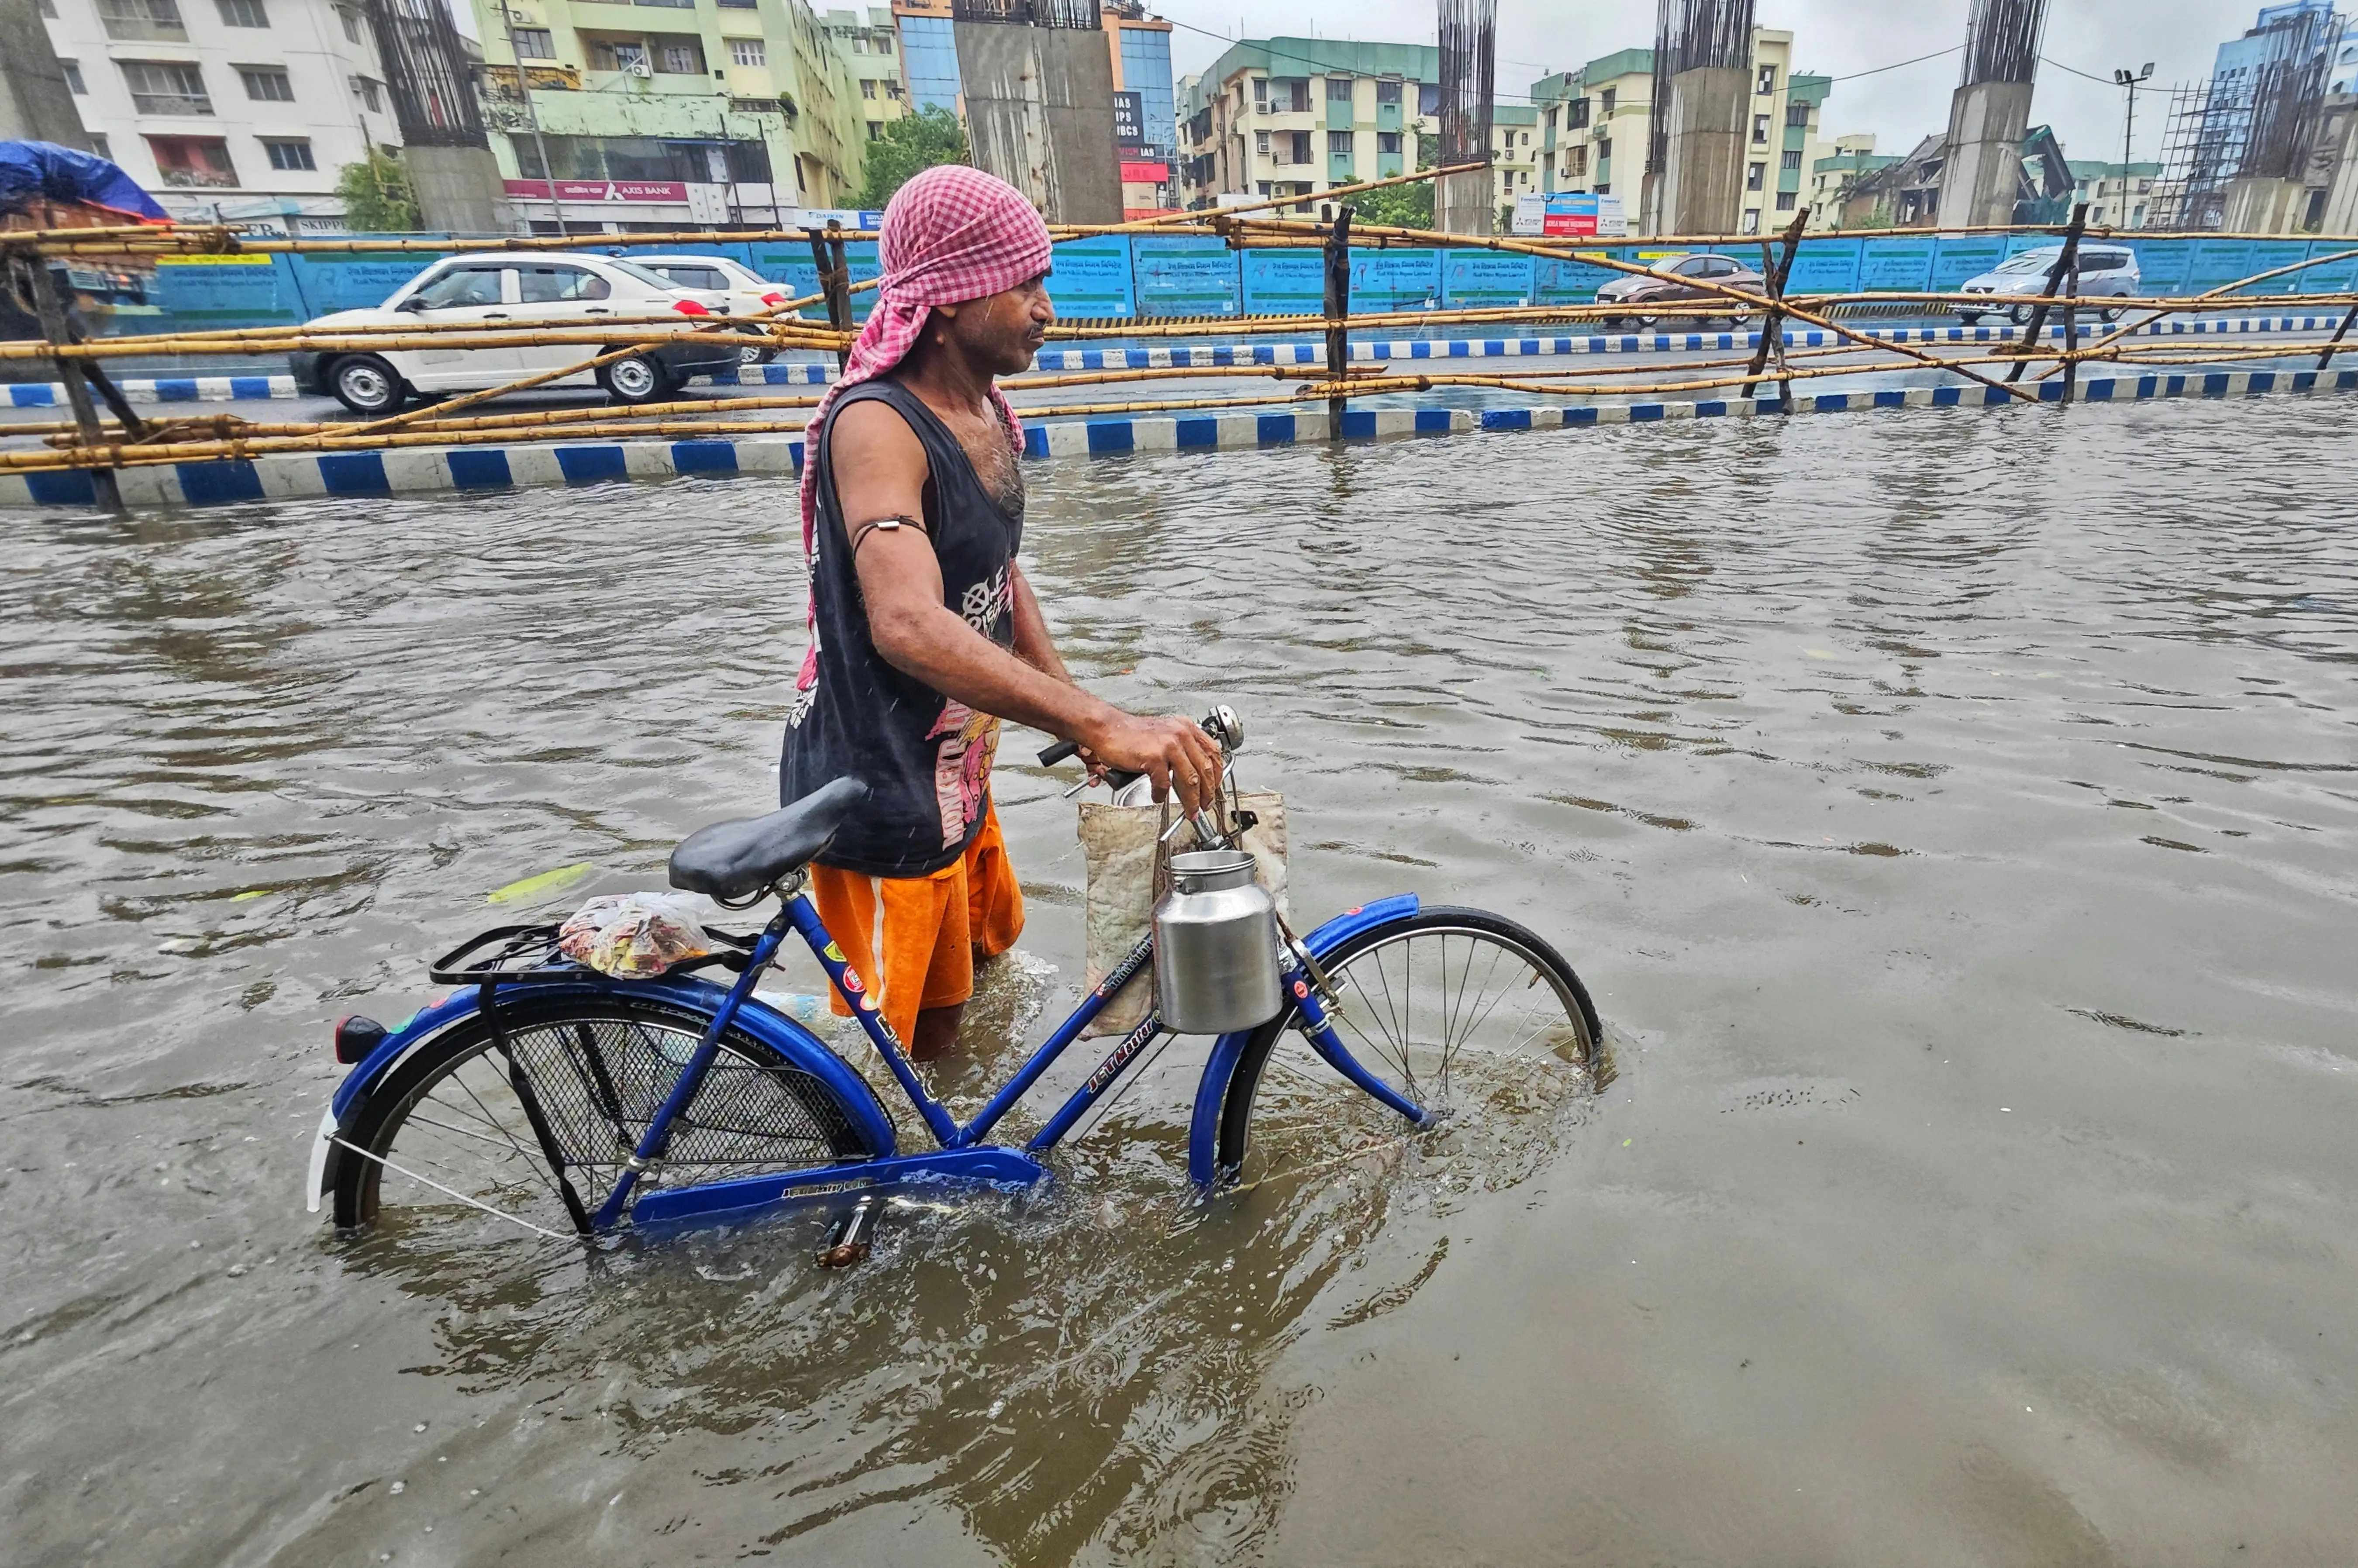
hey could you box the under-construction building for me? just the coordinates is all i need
[1434,0,1498,234]
[2155,0,2348,230]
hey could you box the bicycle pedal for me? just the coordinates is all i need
[817,1237,872,1269]
[817,1193,879,1268]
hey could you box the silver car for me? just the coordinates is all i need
[1957,244,2140,325]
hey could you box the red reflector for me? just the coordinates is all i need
[672,298,710,316]
[760,292,786,307]
[334,1015,387,1065]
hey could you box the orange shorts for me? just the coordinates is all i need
[809,802,1024,1052]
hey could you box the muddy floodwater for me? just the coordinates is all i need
[6,400,2357,1566]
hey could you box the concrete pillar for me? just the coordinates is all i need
[1436,170,1496,235]
[2220,175,2306,234]
[404,146,520,236]
[1655,66,1748,234]
[954,22,1122,224]
[1934,78,2034,229]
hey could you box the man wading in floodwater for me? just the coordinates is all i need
[780,165,1223,1061]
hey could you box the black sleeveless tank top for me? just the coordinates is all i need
[779,379,1023,878]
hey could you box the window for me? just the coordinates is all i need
[1599,88,1615,114]
[1752,114,1769,144]
[1377,131,1399,154]
[1255,128,1269,154]
[1251,76,1266,108]
[860,79,875,98]
[262,138,313,169]
[1288,79,1310,112]
[1774,190,1795,210]
[876,32,891,52]
[1746,162,1764,191]
[121,59,211,114]
[885,81,902,99]
[215,0,266,24]
[1568,145,1587,176]
[659,44,700,73]
[1786,103,1809,128]
[39,0,54,13]
[595,41,648,71]
[2089,206,2104,224]
[1376,78,1400,103]
[1326,75,1352,101]
[1594,182,1607,194]
[1755,64,1775,95]
[60,59,86,93]
[89,133,110,159]
[653,264,725,289]
[1596,136,1611,159]
[143,134,235,185]
[337,3,359,39]
[98,0,186,41]
[1328,130,1352,153]
[239,67,294,101]
[518,264,611,302]
[356,76,381,111]
[1780,150,1800,170]
[415,265,505,308]
[1740,208,1760,234]
[1287,130,1310,163]
[514,27,555,58]
[866,120,881,139]
[1568,96,1589,128]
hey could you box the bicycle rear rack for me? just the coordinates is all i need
[427,922,760,987]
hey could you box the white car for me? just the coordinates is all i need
[291,251,741,415]
[628,253,802,365]
[1956,244,2141,325]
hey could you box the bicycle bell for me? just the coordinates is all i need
[1201,705,1245,753]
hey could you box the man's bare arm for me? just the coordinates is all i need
[828,400,1222,808]
[1008,564,1072,684]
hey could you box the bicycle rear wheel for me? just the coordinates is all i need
[1215,907,1601,1193]
[331,991,879,1237]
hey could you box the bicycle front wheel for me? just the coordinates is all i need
[331,991,881,1238]
[1215,907,1601,1193]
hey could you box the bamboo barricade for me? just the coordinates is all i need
[3,162,2357,485]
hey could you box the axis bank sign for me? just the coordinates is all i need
[504,179,691,203]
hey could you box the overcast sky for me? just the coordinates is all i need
[1153,1,2266,167]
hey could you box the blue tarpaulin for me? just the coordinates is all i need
[0,140,167,222]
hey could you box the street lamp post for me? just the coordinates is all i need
[2113,62,2154,228]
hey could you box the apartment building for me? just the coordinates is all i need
[825,6,903,147]
[471,0,866,231]
[1106,0,1172,215]
[2066,159,2162,228]
[1177,37,1438,211]
[1490,101,1535,217]
[1531,30,1830,235]
[38,0,403,229]
[1804,133,1887,229]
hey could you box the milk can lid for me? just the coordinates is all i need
[1168,848,1256,891]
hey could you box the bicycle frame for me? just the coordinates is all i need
[602,883,1427,1230]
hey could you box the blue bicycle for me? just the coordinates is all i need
[305,711,1600,1247]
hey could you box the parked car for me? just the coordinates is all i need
[1956,244,2140,324]
[627,253,800,365]
[290,252,741,415]
[1596,252,1767,327]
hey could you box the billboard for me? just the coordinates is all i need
[1113,91,1144,150]
[1513,192,1629,237]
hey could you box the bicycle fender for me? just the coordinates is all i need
[317,976,899,1188]
[1185,893,1420,1187]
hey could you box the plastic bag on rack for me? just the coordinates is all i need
[558,891,718,979]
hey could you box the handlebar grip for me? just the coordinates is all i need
[1038,739,1079,767]
[1105,768,1145,791]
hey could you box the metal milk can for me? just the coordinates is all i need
[1154,849,1283,1034]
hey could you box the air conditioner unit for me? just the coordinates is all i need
[628,59,652,78]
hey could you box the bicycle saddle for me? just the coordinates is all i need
[668,777,870,901]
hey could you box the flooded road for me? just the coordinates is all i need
[5,397,2356,1565]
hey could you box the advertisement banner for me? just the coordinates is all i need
[1930,235,2007,291]
[1442,250,1536,307]
[1858,234,1937,292]
[1348,248,1441,310]
[1045,235,1136,318]
[2238,238,2311,296]
[2298,238,2358,293]
[1513,192,1629,237]
[150,252,305,325]
[279,249,445,316]
[1113,91,1143,149]
[2123,236,2190,294]
[1133,234,1241,316]
[1781,237,1862,296]
[2183,238,2256,294]
[1241,249,1324,314]
[1531,248,1632,304]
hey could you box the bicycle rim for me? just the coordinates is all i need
[1224,916,1598,1196]
[341,997,872,1239]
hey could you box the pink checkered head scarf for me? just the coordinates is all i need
[795,164,1053,691]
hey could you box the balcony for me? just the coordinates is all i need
[581,69,721,95]
[130,92,214,115]
[156,165,237,187]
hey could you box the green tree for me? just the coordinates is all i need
[855,107,969,210]
[1340,131,1442,230]
[337,148,421,232]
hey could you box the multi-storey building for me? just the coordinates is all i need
[1805,133,1891,230]
[1105,0,1172,216]
[1531,31,1829,235]
[38,0,404,229]
[470,0,866,232]
[2066,159,2163,227]
[1177,37,1439,212]
[824,5,903,148]
[888,0,954,111]
[1489,100,1536,219]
